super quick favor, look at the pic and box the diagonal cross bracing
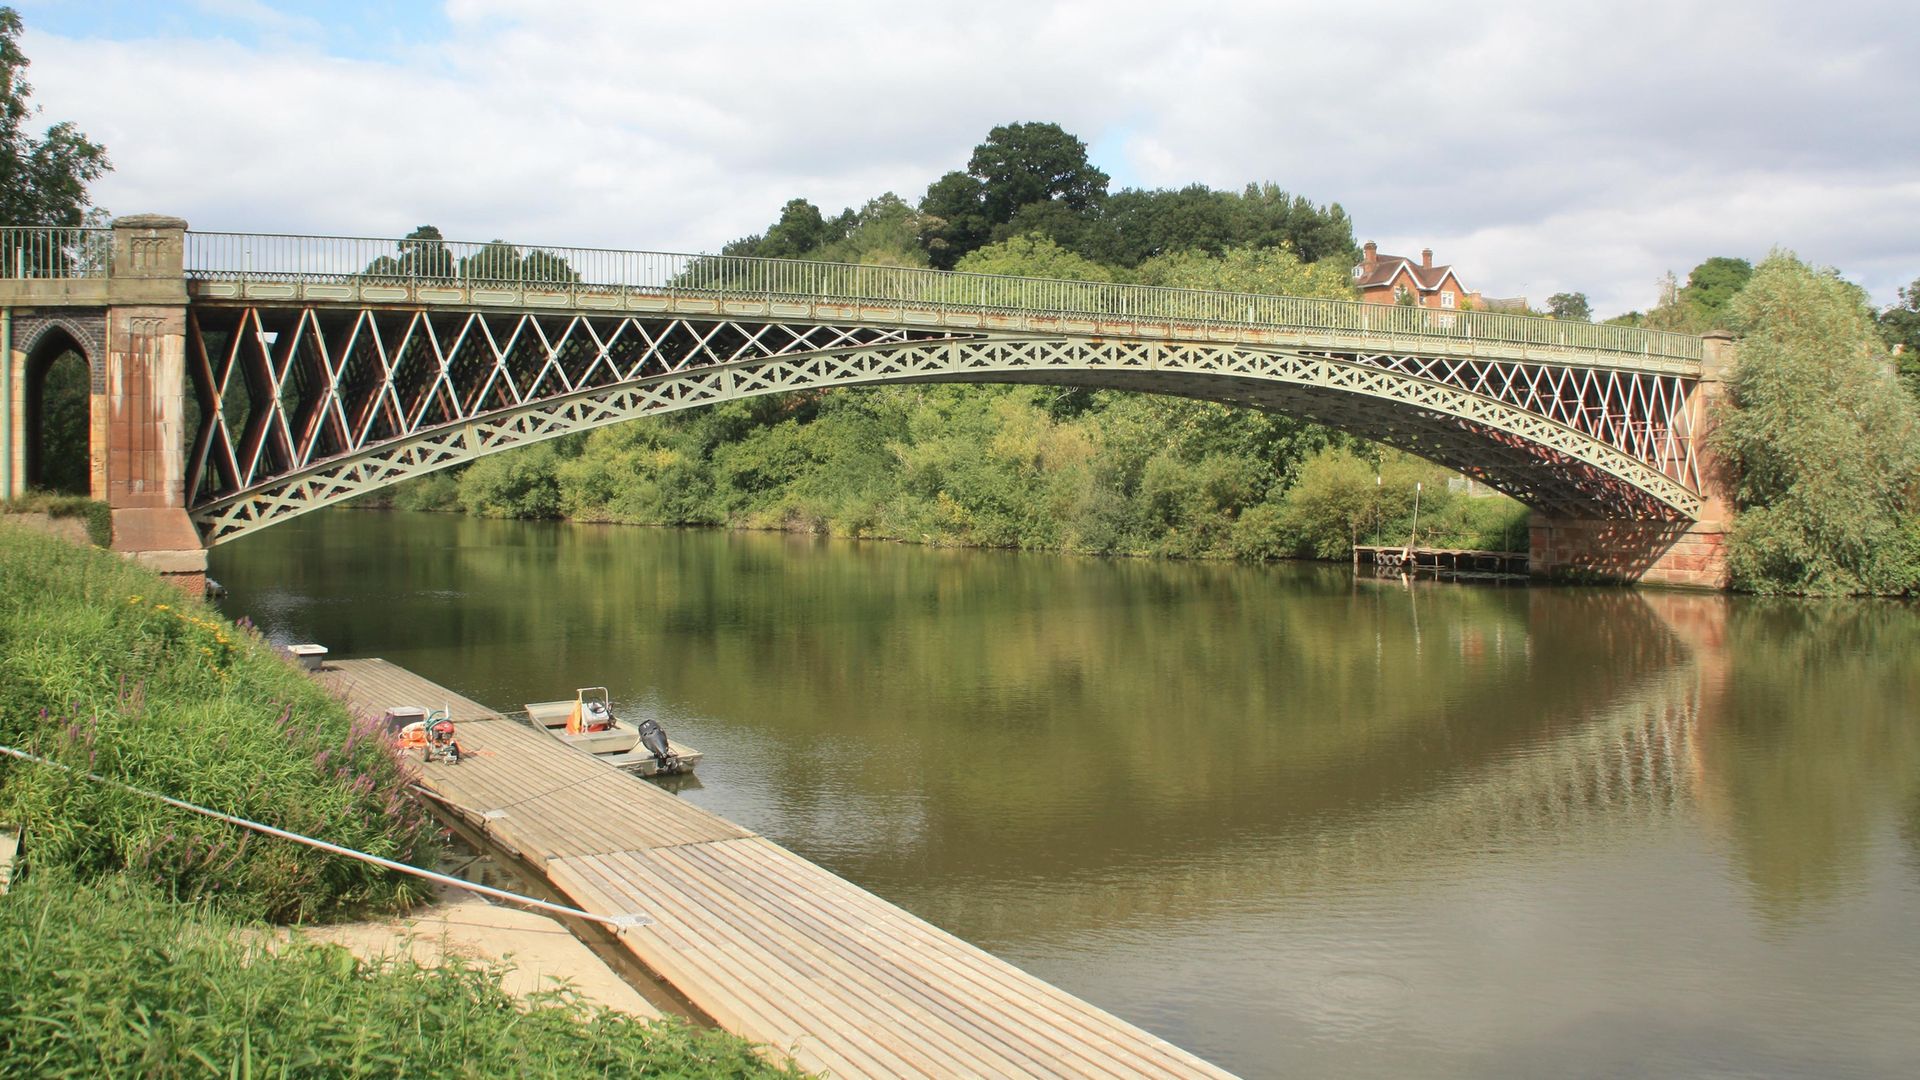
[185,305,1706,545]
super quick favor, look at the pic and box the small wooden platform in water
[319,658,1234,1080]
[1354,544,1528,575]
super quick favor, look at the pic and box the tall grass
[0,523,429,920]
[0,872,804,1079]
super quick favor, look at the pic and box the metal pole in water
[1403,481,1423,570]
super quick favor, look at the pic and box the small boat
[524,687,701,776]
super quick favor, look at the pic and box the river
[212,509,1920,1079]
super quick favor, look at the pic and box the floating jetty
[1354,544,1529,576]
[318,657,1234,1080]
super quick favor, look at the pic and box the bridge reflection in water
[210,514,1920,1079]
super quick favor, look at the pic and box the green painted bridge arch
[1,220,1729,587]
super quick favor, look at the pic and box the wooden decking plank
[704,839,1116,1072]
[556,841,1136,1076]
[557,851,904,1073]
[729,837,1131,1032]
[549,854,911,1080]
[635,843,1046,1077]
[725,838,1219,1078]
[612,846,994,1073]
[671,839,1142,1079]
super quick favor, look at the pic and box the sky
[13,0,1919,317]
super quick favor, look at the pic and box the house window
[1441,292,1456,309]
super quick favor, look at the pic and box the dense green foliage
[1880,277,1920,398]
[1618,257,1756,331]
[383,385,1527,559]
[0,872,802,1079]
[1710,253,1920,595]
[362,224,579,282]
[0,6,110,228]
[1546,292,1591,321]
[721,122,1354,275]
[0,525,432,919]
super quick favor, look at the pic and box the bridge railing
[178,230,1703,362]
[0,226,113,279]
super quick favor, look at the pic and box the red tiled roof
[1355,253,1462,293]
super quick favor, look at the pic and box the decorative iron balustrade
[0,226,113,279]
[180,231,1704,364]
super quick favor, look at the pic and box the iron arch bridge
[178,233,1707,545]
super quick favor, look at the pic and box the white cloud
[18,0,1920,312]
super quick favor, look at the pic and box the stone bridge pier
[2,215,205,595]
[1529,331,1735,589]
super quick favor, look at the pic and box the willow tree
[1710,252,1920,594]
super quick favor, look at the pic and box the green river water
[212,510,1920,1079]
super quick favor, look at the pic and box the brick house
[1354,242,1480,310]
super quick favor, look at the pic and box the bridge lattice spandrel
[183,304,1703,544]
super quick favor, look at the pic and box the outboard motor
[636,715,680,774]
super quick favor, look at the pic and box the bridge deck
[318,657,1233,1079]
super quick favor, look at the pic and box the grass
[0,872,806,1079]
[0,522,804,1075]
[2,490,112,547]
[0,522,429,921]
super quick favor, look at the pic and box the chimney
[1363,241,1377,270]
[1421,248,1433,269]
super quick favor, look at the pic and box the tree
[965,122,1108,230]
[953,235,1113,282]
[1680,256,1753,323]
[1091,184,1240,265]
[1710,252,1920,595]
[1133,244,1357,301]
[1547,292,1592,321]
[1879,277,1920,397]
[365,224,453,278]
[0,7,110,228]
[1644,257,1754,332]
[1230,183,1356,266]
[754,198,831,259]
[1078,182,1355,268]
[917,170,990,269]
[456,240,578,283]
[808,194,926,267]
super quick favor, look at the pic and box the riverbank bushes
[377,384,1529,558]
[0,523,430,920]
[0,872,802,1079]
[1711,253,1920,595]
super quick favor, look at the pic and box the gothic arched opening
[24,328,95,495]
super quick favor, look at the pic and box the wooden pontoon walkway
[320,658,1235,1080]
